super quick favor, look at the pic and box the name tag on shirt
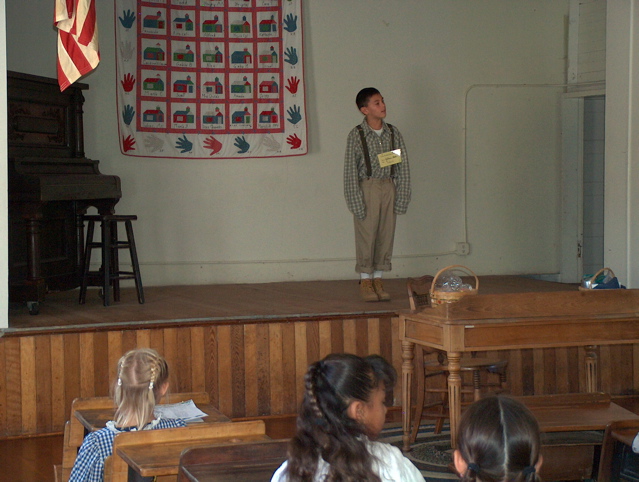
[378,149,402,168]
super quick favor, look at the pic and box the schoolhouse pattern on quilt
[115,0,306,159]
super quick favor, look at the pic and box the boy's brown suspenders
[356,124,396,177]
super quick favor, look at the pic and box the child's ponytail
[113,349,169,430]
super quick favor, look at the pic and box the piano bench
[79,215,145,306]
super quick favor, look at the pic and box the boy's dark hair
[356,87,380,109]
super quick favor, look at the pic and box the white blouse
[270,438,424,481]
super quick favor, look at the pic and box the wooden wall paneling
[578,344,586,393]
[107,331,123,391]
[149,328,164,355]
[354,319,368,356]
[330,319,344,354]
[35,335,52,433]
[136,329,151,349]
[20,337,36,433]
[611,344,633,394]
[121,330,138,355]
[567,346,580,393]
[294,322,308,409]
[0,338,7,435]
[243,324,258,416]
[255,323,271,415]
[190,327,206,393]
[532,348,544,394]
[163,328,180,391]
[230,324,246,418]
[3,313,639,438]
[543,347,557,394]
[93,332,109,396]
[216,325,233,416]
[521,349,534,395]
[4,337,22,435]
[367,318,381,356]
[281,323,298,414]
[554,347,570,393]
[63,334,81,422]
[508,349,523,395]
[343,319,356,354]
[318,320,332,359]
[305,321,320,369]
[203,326,220,410]
[177,328,193,393]
[378,317,392,364]
[268,323,284,414]
[50,335,66,432]
[599,345,611,394]
[79,333,95,398]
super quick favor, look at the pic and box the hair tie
[117,378,122,386]
[467,463,480,473]
[149,381,154,390]
[522,466,536,475]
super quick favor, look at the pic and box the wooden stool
[79,215,144,306]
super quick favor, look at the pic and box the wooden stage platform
[11,275,631,440]
[6,276,576,333]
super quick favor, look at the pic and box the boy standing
[344,87,411,301]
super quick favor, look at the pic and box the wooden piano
[8,71,121,314]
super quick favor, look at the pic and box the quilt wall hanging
[115,0,307,159]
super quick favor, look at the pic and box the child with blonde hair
[70,348,186,481]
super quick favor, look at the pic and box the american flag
[54,0,100,91]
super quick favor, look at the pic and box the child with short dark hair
[70,348,187,482]
[344,87,411,302]
[454,395,543,482]
[271,353,423,481]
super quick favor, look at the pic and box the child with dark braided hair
[271,353,423,481]
[454,396,543,482]
[70,348,187,482]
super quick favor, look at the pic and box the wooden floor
[6,275,578,332]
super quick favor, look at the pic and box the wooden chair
[106,420,268,482]
[57,392,213,482]
[407,276,508,442]
[177,438,289,481]
[597,418,639,482]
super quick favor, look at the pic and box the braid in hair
[113,349,169,430]
[284,354,382,482]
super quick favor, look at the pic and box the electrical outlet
[456,242,470,256]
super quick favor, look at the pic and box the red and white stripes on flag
[55,0,100,91]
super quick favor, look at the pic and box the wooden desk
[177,439,289,482]
[75,403,230,432]
[110,421,269,481]
[519,393,639,433]
[399,289,639,450]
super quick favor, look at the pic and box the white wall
[605,1,639,288]
[5,0,572,287]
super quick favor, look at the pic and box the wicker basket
[429,264,479,305]
[579,267,615,291]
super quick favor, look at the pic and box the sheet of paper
[154,399,207,421]
[378,149,402,168]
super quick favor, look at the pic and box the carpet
[378,424,601,482]
[378,424,458,481]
